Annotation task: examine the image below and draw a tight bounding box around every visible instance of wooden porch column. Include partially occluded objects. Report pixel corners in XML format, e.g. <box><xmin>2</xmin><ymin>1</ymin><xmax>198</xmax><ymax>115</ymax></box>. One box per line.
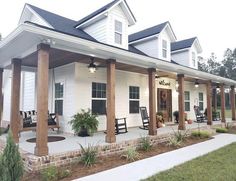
<box><xmin>105</xmin><ymin>59</ymin><xmax>116</xmax><ymax>143</ymax></box>
<box><xmin>231</xmin><ymin>85</ymin><xmax>236</xmax><ymax>120</ymax></box>
<box><xmin>0</xmin><ymin>68</ymin><xmax>3</xmax><ymax>127</ymax></box>
<box><xmin>10</xmin><ymin>59</ymin><xmax>21</xmax><ymax>143</ymax></box>
<box><xmin>178</xmin><ymin>74</ymin><xmax>185</xmax><ymax>130</ymax></box>
<box><xmin>212</xmin><ymin>88</ymin><xmax>217</xmax><ymax>110</ymax></box>
<box><xmin>220</xmin><ymin>84</ymin><xmax>226</xmax><ymax>123</ymax></box>
<box><xmin>34</xmin><ymin>44</ymin><xmax>50</xmax><ymax>156</ymax></box>
<box><xmin>206</xmin><ymin>81</ymin><xmax>212</xmax><ymax>125</ymax></box>
<box><xmin>148</xmin><ymin>68</ymin><xmax>157</xmax><ymax>135</ymax></box>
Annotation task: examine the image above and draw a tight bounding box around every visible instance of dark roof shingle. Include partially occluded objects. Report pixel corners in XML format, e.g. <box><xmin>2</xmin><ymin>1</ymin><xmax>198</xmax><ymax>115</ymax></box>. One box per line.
<box><xmin>171</xmin><ymin>37</ymin><xmax>196</xmax><ymax>52</ymax></box>
<box><xmin>27</xmin><ymin>4</ymin><xmax>97</xmax><ymax>41</ymax></box>
<box><xmin>129</xmin><ymin>21</ymin><xmax>169</xmax><ymax>43</ymax></box>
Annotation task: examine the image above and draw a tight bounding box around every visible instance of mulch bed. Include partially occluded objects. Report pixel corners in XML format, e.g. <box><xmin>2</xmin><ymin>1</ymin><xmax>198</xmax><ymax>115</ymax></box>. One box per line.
<box><xmin>22</xmin><ymin>136</ymin><xmax>210</xmax><ymax>181</ymax></box>
<box><xmin>26</xmin><ymin>136</ymin><xmax>65</xmax><ymax>143</ymax></box>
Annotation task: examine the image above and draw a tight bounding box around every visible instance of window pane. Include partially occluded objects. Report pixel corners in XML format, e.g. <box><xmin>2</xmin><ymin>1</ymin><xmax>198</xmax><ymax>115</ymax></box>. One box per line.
<box><xmin>115</xmin><ymin>33</ymin><xmax>122</xmax><ymax>44</ymax></box>
<box><xmin>199</xmin><ymin>102</ymin><xmax>204</xmax><ymax>111</ymax></box>
<box><xmin>92</xmin><ymin>100</ymin><xmax>106</xmax><ymax>115</ymax></box>
<box><xmin>129</xmin><ymin>100</ymin><xmax>139</xmax><ymax>113</ymax></box>
<box><xmin>162</xmin><ymin>40</ymin><xmax>167</xmax><ymax>49</ymax></box>
<box><xmin>185</xmin><ymin>102</ymin><xmax>190</xmax><ymax>111</ymax></box>
<box><xmin>162</xmin><ymin>49</ymin><xmax>167</xmax><ymax>58</ymax></box>
<box><xmin>199</xmin><ymin>92</ymin><xmax>203</xmax><ymax>101</ymax></box>
<box><xmin>129</xmin><ymin>86</ymin><xmax>139</xmax><ymax>99</ymax></box>
<box><xmin>184</xmin><ymin>91</ymin><xmax>190</xmax><ymax>100</ymax></box>
<box><xmin>55</xmin><ymin>100</ymin><xmax>63</xmax><ymax>115</ymax></box>
<box><xmin>55</xmin><ymin>83</ymin><xmax>63</xmax><ymax>98</ymax></box>
<box><xmin>115</xmin><ymin>20</ymin><xmax>122</xmax><ymax>32</ymax></box>
<box><xmin>92</xmin><ymin>82</ymin><xmax>106</xmax><ymax>98</ymax></box>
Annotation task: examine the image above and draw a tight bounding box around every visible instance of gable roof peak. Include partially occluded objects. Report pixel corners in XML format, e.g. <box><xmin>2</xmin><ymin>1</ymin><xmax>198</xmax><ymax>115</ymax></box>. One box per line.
<box><xmin>75</xmin><ymin>0</ymin><xmax>136</xmax><ymax>28</ymax></box>
<box><xmin>129</xmin><ymin>21</ymin><xmax>176</xmax><ymax>43</ymax></box>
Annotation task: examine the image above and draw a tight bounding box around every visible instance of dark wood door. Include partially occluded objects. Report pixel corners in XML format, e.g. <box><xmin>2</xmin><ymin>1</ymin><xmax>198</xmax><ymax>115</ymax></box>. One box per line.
<box><xmin>157</xmin><ymin>88</ymin><xmax>172</xmax><ymax>122</ymax></box>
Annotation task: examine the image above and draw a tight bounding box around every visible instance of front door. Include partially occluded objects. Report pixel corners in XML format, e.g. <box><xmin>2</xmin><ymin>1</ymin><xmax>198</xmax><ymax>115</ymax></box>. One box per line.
<box><xmin>157</xmin><ymin>88</ymin><xmax>172</xmax><ymax>122</ymax></box>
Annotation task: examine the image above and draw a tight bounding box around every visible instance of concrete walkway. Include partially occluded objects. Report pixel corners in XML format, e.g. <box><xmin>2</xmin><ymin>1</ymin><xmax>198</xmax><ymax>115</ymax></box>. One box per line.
<box><xmin>75</xmin><ymin>134</ymin><xmax>236</xmax><ymax>181</ymax></box>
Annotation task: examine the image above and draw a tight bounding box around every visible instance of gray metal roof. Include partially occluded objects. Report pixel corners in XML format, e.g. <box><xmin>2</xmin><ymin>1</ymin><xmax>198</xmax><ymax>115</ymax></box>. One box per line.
<box><xmin>129</xmin><ymin>21</ymin><xmax>169</xmax><ymax>43</ymax></box>
<box><xmin>171</xmin><ymin>37</ymin><xmax>197</xmax><ymax>52</ymax></box>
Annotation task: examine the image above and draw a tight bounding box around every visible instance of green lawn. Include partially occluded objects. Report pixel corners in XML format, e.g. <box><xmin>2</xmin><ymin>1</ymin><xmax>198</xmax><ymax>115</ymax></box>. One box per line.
<box><xmin>145</xmin><ymin>143</ymin><xmax>236</xmax><ymax>181</ymax></box>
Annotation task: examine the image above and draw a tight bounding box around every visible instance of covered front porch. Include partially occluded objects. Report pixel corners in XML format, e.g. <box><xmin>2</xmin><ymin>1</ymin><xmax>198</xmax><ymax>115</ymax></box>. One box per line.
<box><xmin>0</xmin><ymin>23</ymin><xmax>236</xmax><ymax>157</ymax></box>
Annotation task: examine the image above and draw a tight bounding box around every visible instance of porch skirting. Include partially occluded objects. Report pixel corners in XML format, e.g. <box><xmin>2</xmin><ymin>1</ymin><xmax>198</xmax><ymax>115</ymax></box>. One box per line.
<box><xmin>0</xmin><ymin>125</ymin><xmax>216</xmax><ymax>172</ymax></box>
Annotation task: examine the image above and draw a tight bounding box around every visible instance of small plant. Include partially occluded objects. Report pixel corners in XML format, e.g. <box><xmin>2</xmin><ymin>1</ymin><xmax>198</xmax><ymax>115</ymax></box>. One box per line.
<box><xmin>41</xmin><ymin>166</ymin><xmax>58</xmax><ymax>181</ymax></box>
<box><xmin>139</xmin><ymin>136</ymin><xmax>152</xmax><ymax>151</ymax></box>
<box><xmin>216</xmin><ymin>127</ymin><xmax>228</xmax><ymax>133</ymax></box>
<box><xmin>0</xmin><ymin>154</ymin><xmax>4</xmax><ymax>180</ymax></box>
<box><xmin>58</xmin><ymin>169</ymin><xmax>71</xmax><ymax>179</ymax></box>
<box><xmin>1</xmin><ymin>131</ymin><xmax>24</xmax><ymax>181</ymax></box>
<box><xmin>173</xmin><ymin>129</ymin><xmax>189</xmax><ymax>142</ymax></box>
<box><xmin>226</xmin><ymin>122</ymin><xmax>233</xmax><ymax>130</ymax></box>
<box><xmin>166</xmin><ymin>136</ymin><xmax>182</xmax><ymax>147</ymax></box>
<box><xmin>79</xmin><ymin>144</ymin><xmax>98</xmax><ymax>167</ymax></box>
<box><xmin>69</xmin><ymin>109</ymin><xmax>99</xmax><ymax>136</ymax></box>
<box><xmin>121</xmin><ymin>147</ymin><xmax>140</xmax><ymax>161</ymax></box>
<box><xmin>191</xmin><ymin>130</ymin><xmax>211</xmax><ymax>139</ymax></box>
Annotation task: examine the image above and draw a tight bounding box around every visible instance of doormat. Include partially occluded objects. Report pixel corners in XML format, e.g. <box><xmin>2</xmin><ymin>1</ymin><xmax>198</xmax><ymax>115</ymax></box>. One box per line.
<box><xmin>26</xmin><ymin>136</ymin><xmax>65</xmax><ymax>143</ymax></box>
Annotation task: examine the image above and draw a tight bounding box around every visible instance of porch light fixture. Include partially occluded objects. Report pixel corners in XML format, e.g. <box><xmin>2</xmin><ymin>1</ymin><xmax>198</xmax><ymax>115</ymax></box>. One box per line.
<box><xmin>216</xmin><ymin>84</ymin><xmax>220</xmax><ymax>93</ymax></box>
<box><xmin>88</xmin><ymin>58</ymin><xmax>97</xmax><ymax>73</ymax></box>
<box><xmin>175</xmin><ymin>81</ymin><xmax>179</xmax><ymax>88</ymax></box>
<box><xmin>194</xmin><ymin>80</ymin><xmax>199</xmax><ymax>88</ymax></box>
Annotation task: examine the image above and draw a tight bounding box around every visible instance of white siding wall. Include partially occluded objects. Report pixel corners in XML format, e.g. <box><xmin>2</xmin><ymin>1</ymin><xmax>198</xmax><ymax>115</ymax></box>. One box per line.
<box><xmin>21</xmin><ymin>72</ymin><xmax>36</xmax><ymax>111</ymax></box>
<box><xmin>74</xmin><ymin>62</ymin><xmax>149</xmax><ymax>131</ymax></box>
<box><xmin>107</xmin><ymin>5</ymin><xmax>129</xmax><ymax>49</ymax></box>
<box><xmin>83</xmin><ymin>18</ymin><xmax>108</xmax><ymax>43</ymax></box>
<box><xmin>2</xmin><ymin>71</ymin><xmax>11</xmax><ymax>122</ymax></box>
<box><xmin>171</xmin><ymin>50</ymin><xmax>190</xmax><ymax>67</ymax></box>
<box><xmin>48</xmin><ymin>63</ymin><xmax>76</xmax><ymax>133</ymax></box>
<box><xmin>133</xmin><ymin>38</ymin><xmax>159</xmax><ymax>58</ymax></box>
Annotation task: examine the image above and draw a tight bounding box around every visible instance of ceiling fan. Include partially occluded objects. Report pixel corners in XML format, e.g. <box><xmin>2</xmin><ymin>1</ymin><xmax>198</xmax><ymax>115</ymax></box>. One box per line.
<box><xmin>88</xmin><ymin>57</ymin><xmax>106</xmax><ymax>73</ymax></box>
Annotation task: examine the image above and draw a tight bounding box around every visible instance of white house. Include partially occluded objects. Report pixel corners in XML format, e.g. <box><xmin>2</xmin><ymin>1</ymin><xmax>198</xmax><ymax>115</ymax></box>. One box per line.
<box><xmin>0</xmin><ymin>0</ymin><xmax>235</xmax><ymax>156</ymax></box>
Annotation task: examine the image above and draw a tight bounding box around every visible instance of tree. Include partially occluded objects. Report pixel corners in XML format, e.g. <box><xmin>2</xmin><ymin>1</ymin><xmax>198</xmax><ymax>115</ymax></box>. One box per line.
<box><xmin>221</xmin><ymin>48</ymin><xmax>236</xmax><ymax>80</ymax></box>
<box><xmin>198</xmin><ymin>53</ymin><xmax>221</xmax><ymax>75</ymax></box>
<box><xmin>1</xmin><ymin>131</ymin><xmax>24</xmax><ymax>181</ymax></box>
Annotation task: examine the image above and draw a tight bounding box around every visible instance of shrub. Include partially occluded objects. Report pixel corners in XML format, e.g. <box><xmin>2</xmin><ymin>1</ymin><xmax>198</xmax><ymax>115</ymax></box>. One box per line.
<box><xmin>79</xmin><ymin>144</ymin><xmax>98</xmax><ymax>167</ymax></box>
<box><xmin>139</xmin><ymin>136</ymin><xmax>152</xmax><ymax>151</ymax></box>
<box><xmin>226</xmin><ymin>122</ymin><xmax>233</xmax><ymax>130</ymax></box>
<box><xmin>216</xmin><ymin>127</ymin><xmax>228</xmax><ymax>133</ymax></box>
<box><xmin>0</xmin><ymin>154</ymin><xmax>4</xmax><ymax>180</ymax></box>
<box><xmin>121</xmin><ymin>147</ymin><xmax>140</xmax><ymax>161</ymax></box>
<box><xmin>173</xmin><ymin>129</ymin><xmax>188</xmax><ymax>142</ymax></box>
<box><xmin>41</xmin><ymin>166</ymin><xmax>58</xmax><ymax>181</ymax></box>
<box><xmin>191</xmin><ymin>130</ymin><xmax>211</xmax><ymax>138</ymax></box>
<box><xmin>41</xmin><ymin>166</ymin><xmax>71</xmax><ymax>181</ymax></box>
<box><xmin>166</xmin><ymin>136</ymin><xmax>182</xmax><ymax>147</ymax></box>
<box><xmin>1</xmin><ymin>131</ymin><xmax>24</xmax><ymax>181</ymax></box>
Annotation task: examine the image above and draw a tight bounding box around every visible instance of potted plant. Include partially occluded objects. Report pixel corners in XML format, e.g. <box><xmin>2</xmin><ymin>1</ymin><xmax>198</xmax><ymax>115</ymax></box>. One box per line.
<box><xmin>69</xmin><ymin>109</ymin><xmax>99</xmax><ymax>137</ymax></box>
<box><xmin>156</xmin><ymin>112</ymin><xmax>165</xmax><ymax>128</ymax></box>
<box><xmin>173</xmin><ymin>111</ymin><xmax>179</xmax><ymax>123</ymax></box>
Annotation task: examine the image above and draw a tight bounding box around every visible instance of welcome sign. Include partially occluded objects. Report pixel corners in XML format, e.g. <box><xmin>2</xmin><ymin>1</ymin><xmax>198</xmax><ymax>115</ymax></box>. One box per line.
<box><xmin>159</xmin><ymin>80</ymin><xmax>171</xmax><ymax>86</ymax></box>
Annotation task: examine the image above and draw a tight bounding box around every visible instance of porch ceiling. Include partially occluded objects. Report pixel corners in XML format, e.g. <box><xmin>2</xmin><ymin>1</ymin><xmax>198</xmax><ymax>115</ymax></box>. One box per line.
<box><xmin>21</xmin><ymin>47</ymin><xmax>148</xmax><ymax>74</ymax></box>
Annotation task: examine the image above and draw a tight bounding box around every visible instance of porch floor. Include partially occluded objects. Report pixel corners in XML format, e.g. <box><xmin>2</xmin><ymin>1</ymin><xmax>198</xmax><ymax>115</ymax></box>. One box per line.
<box><xmin>0</xmin><ymin>121</ymin><xmax>224</xmax><ymax>155</ymax></box>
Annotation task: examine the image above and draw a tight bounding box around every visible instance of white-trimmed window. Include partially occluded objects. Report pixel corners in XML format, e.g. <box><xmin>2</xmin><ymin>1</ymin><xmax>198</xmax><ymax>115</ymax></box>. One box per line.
<box><xmin>114</xmin><ymin>20</ymin><xmax>122</xmax><ymax>45</ymax></box>
<box><xmin>199</xmin><ymin>92</ymin><xmax>204</xmax><ymax>111</ymax></box>
<box><xmin>184</xmin><ymin>91</ymin><xmax>190</xmax><ymax>111</ymax></box>
<box><xmin>162</xmin><ymin>39</ymin><xmax>167</xmax><ymax>58</ymax></box>
<box><xmin>129</xmin><ymin>86</ymin><xmax>140</xmax><ymax>113</ymax></box>
<box><xmin>192</xmin><ymin>52</ymin><xmax>196</xmax><ymax>67</ymax></box>
<box><xmin>92</xmin><ymin>82</ymin><xmax>106</xmax><ymax>115</ymax></box>
<box><xmin>55</xmin><ymin>82</ymin><xmax>64</xmax><ymax>115</ymax></box>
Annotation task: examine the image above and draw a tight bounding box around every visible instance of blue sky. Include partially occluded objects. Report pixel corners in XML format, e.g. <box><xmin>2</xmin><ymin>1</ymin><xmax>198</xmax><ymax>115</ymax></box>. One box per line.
<box><xmin>1</xmin><ymin>0</ymin><xmax>236</xmax><ymax>60</ymax></box>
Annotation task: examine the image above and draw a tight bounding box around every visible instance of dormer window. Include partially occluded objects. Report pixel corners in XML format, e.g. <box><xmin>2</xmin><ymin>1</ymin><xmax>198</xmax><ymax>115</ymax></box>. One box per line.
<box><xmin>162</xmin><ymin>40</ymin><xmax>167</xmax><ymax>58</ymax></box>
<box><xmin>115</xmin><ymin>20</ymin><xmax>122</xmax><ymax>45</ymax></box>
<box><xmin>192</xmin><ymin>52</ymin><xmax>196</xmax><ymax>67</ymax></box>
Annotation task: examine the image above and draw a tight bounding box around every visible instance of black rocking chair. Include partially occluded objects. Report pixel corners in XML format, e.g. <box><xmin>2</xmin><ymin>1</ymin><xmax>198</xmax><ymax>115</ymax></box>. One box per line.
<box><xmin>139</xmin><ymin>107</ymin><xmax>149</xmax><ymax>130</ymax></box>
